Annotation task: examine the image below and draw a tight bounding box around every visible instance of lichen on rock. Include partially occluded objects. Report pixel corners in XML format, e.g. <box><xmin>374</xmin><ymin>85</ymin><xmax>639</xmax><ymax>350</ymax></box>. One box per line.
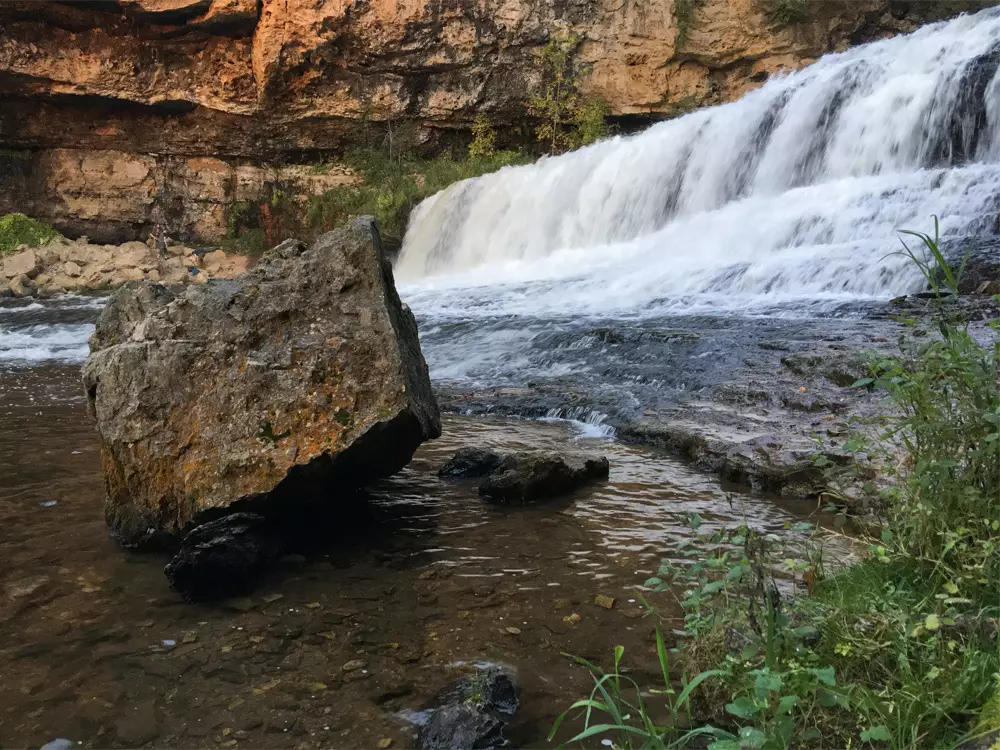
<box><xmin>82</xmin><ymin>216</ymin><xmax>441</xmax><ymax>548</ymax></box>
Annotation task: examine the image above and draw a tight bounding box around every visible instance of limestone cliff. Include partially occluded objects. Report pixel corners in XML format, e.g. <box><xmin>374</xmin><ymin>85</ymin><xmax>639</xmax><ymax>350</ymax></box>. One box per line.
<box><xmin>0</xmin><ymin>0</ymin><xmax>985</xmax><ymax>243</ymax></box>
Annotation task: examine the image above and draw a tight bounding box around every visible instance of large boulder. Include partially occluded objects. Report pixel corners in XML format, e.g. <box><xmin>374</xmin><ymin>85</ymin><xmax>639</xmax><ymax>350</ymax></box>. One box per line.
<box><xmin>82</xmin><ymin>217</ymin><xmax>441</xmax><ymax>548</ymax></box>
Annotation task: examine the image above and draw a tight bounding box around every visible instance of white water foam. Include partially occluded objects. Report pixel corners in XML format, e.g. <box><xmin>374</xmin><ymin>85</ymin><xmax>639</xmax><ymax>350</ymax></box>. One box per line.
<box><xmin>398</xmin><ymin>8</ymin><xmax>1000</xmax><ymax>319</ymax></box>
<box><xmin>0</xmin><ymin>324</ymin><xmax>93</xmax><ymax>364</ymax></box>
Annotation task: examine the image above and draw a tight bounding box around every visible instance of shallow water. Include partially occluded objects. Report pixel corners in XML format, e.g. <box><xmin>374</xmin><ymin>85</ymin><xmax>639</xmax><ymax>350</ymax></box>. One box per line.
<box><xmin>0</xmin><ymin>345</ymin><xmax>849</xmax><ymax>749</ymax></box>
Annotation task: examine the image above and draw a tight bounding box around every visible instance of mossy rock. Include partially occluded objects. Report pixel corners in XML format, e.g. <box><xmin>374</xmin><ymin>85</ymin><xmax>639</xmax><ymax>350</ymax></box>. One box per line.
<box><xmin>0</xmin><ymin>213</ymin><xmax>61</xmax><ymax>256</ymax></box>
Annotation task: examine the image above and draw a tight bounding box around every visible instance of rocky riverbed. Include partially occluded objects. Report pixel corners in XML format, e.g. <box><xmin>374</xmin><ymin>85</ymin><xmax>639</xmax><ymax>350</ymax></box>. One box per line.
<box><xmin>0</xmin><ymin>354</ymin><xmax>852</xmax><ymax>748</ymax></box>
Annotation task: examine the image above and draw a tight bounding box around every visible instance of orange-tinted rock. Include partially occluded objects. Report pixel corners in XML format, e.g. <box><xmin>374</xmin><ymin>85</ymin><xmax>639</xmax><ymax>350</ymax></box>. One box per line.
<box><xmin>82</xmin><ymin>217</ymin><xmax>440</xmax><ymax>548</ymax></box>
<box><xmin>0</xmin><ymin>0</ymin><xmax>979</xmax><ymax>241</ymax></box>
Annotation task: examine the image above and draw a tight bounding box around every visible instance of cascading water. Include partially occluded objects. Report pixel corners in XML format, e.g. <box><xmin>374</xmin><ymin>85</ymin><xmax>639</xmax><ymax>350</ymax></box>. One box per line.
<box><xmin>397</xmin><ymin>8</ymin><xmax>1000</xmax><ymax>319</ymax></box>
<box><xmin>392</xmin><ymin>8</ymin><xmax>1000</xmax><ymax>412</ymax></box>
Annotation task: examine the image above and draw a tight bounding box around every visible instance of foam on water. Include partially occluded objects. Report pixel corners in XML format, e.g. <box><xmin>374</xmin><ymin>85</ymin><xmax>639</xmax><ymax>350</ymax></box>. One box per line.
<box><xmin>0</xmin><ymin>324</ymin><xmax>93</xmax><ymax>364</ymax></box>
<box><xmin>398</xmin><ymin>8</ymin><xmax>1000</xmax><ymax>320</ymax></box>
<box><xmin>0</xmin><ymin>296</ymin><xmax>103</xmax><ymax>366</ymax></box>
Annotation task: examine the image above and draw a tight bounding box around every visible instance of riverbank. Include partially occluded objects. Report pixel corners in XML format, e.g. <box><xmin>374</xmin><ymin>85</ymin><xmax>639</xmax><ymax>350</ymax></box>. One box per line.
<box><xmin>0</xmin><ymin>337</ymin><xmax>853</xmax><ymax>748</ymax></box>
<box><xmin>1</xmin><ymin>233</ymin><xmax>249</xmax><ymax>298</ymax></box>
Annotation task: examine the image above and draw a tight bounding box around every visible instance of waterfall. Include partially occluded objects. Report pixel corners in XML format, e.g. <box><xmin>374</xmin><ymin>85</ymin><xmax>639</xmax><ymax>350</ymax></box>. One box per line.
<box><xmin>396</xmin><ymin>7</ymin><xmax>1000</xmax><ymax>318</ymax></box>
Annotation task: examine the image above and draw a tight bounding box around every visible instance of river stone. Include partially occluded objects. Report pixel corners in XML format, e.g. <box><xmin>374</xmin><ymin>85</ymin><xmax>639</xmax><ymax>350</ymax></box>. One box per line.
<box><xmin>419</xmin><ymin>666</ymin><xmax>518</xmax><ymax>750</ymax></box>
<box><xmin>437</xmin><ymin>447</ymin><xmax>505</xmax><ymax>479</ymax></box>
<box><xmin>478</xmin><ymin>452</ymin><xmax>610</xmax><ymax>505</ymax></box>
<box><xmin>82</xmin><ymin>217</ymin><xmax>441</xmax><ymax>548</ymax></box>
<box><xmin>164</xmin><ymin>513</ymin><xmax>281</xmax><ymax>602</ymax></box>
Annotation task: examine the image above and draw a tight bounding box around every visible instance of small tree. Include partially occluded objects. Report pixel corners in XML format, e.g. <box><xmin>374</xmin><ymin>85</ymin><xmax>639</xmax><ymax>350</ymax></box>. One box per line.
<box><xmin>528</xmin><ymin>35</ymin><xmax>579</xmax><ymax>154</ymax></box>
<box><xmin>468</xmin><ymin>113</ymin><xmax>497</xmax><ymax>160</ymax></box>
<box><xmin>528</xmin><ymin>34</ymin><xmax>610</xmax><ymax>154</ymax></box>
<box><xmin>568</xmin><ymin>97</ymin><xmax>610</xmax><ymax>149</ymax></box>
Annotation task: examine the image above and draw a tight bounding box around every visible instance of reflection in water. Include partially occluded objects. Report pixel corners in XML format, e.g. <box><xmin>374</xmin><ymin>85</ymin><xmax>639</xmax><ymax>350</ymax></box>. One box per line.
<box><xmin>0</xmin><ymin>358</ymin><xmax>852</xmax><ymax>748</ymax></box>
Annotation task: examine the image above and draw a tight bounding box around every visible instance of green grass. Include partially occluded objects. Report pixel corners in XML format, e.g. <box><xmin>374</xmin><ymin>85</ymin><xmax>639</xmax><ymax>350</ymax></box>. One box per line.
<box><xmin>553</xmin><ymin>219</ymin><xmax>1000</xmax><ymax>750</ymax></box>
<box><xmin>0</xmin><ymin>213</ymin><xmax>61</xmax><ymax>256</ymax></box>
<box><xmin>305</xmin><ymin>147</ymin><xmax>530</xmax><ymax>241</ymax></box>
<box><xmin>222</xmin><ymin>146</ymin><xmax>531</xmax><ymax>253</ymax></box>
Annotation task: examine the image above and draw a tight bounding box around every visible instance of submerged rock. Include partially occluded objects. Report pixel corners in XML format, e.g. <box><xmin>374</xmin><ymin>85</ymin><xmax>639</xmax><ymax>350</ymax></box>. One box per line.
<box><xmin>437</xmin><ymin>447</ymin><xmax>505</xmax><ymax>479</ymax></box>
<box><xmin>164</xmin><ymin>513</ymin><xmax>281</xmax><ymax>603</ymax></box>
<box><xmin>419</xmin><ymin>665</ymin><xmax>519</xmax><ymax>750</ymax></box>
<box><xmin>82</xmin><ymin>217</ymin><xmax>441</xmax><ymax>549</ymax></box>
<box><xmin>478</xmin><ymin>452</ymin><xmax>610</xmax><ymax>505</ymax></box>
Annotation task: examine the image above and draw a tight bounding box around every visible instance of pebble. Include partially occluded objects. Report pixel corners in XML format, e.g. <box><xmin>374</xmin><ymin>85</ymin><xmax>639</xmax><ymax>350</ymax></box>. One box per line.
<box><xmin>39</xmin><ymin>500</ymin><xmax>58</xmax><ymax>508</ymax></box>
<box><xmin>377</xmin><ymin>739</ymin><xmax>393</xmax><ymax>749</ymax></box>
<box><xmin>563</xmin><ymin>613</ymin><xmax>581</xmax><ymax>625</ymax></box>
<box><xmin>594</xmin><ymin>595</ymin><xmax>616</xmax><ymax>610</ymax></box>
<box><xmin>262</xmin><ymin>594</ymin><xmax>284</xmax><ymax>603</ymax></box>
<box><xmin>342</xmin><ymin>659</ymin><xmax>367</xmax><ymax>672</ymax></box>
<box><xmin>504</xmin><ymin>626</ymin><xmax>522</xmax><ymax>635</ymax></box>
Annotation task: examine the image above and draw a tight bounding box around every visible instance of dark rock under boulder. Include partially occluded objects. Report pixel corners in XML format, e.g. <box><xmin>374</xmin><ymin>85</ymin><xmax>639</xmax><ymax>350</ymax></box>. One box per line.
<box><xmin>437</xmin><ymin>447</ymin><xmax>505</xmax><ymax>479</ymax></box>
<box><xmin>419</xmin><ymin>665</ymin><xmax>519</xmax><ymax>750</ymax></box>
<box><xmin>164</xmin><ymin>513</ymin><xmax>281</xmax><ymax>603</ymax></box>
<box><xmin>82</xmin><ymin>217</ymin><xmax>441</xmax><ymax>549</ymax></box>
<box><xmin>478</xmin><ymin>452</ymin><xmax>610</xmax><ymax>505</ymax></box>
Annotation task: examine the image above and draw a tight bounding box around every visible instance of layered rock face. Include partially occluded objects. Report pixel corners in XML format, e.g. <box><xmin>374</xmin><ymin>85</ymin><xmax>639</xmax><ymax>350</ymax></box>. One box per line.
<box><xmin>0</xmin><ymin>0</ymin><xmax>980</xmax><ymax>242</ymax></box>
<box><xmin>82</xmin><ymin>217</ymin><xmax>441</xmax><ymax>548</ymax></box>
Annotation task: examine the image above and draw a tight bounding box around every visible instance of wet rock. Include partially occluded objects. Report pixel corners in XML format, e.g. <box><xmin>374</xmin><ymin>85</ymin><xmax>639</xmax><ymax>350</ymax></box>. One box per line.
<box><xmin>940</xmin><ymin>236</ymin><xmax>1000</xmax><ymax>293</ymax></box>
<box><xmin>115</xmin><ymin>698</ymin><xmax>160</xmax><ymax>746</ymax></box>
<box><xmin>478</xmin><ymin>452</ymin><xmax>610</xmax><ymax>505</ymax></box>
<box><xmin>419</xmin><ymin>666</ymin><xmax>519</xmax><ymax>750</ymax></box>
<box><xmin>437</xmin><ymin>447</ymin><xmax>505</xmax><ymax>479</ymax></box>
<box><xmin>82</xmin><ymin>217</ymin><xmax>441</xmax><ymax>549</ymax></box>
<box><xmin>164</xmin><ymin>513</ymin><xmax>280</xmax><ymax>603</ymax></box>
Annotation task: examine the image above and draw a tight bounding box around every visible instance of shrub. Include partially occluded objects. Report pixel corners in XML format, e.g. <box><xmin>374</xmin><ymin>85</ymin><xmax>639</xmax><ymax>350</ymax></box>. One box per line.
<box><xmin>0</xmin><ymin>213</ymin><xmax>61</xmax><ymax>256</ymax></box>
<box><xmin>306</xmin><ymin>145</ymin><xmax>529</xmax><ymax>242</ymax></box>
<box><xmin>527</xmin><ymin>34</ymin><xmax>610</xmax><ymax>154</ymax></box>
<box><xmin>554</xmin><ymin>219</ymin><xmax>1000</xmax><ymax>750</ymax></box>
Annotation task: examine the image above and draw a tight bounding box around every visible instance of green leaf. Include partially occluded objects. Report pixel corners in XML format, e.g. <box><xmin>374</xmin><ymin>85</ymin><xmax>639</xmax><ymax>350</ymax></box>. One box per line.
<box><xmin>852</xmin><ymin>378</ymin><xmax>875</xmax><ymax>388</ymax></box>
<box><xmin>741</xmin><ymin>644</ymin><xmax>760</xmax><ymax>661</ymax></box>
<box><xmin>725</xmin><ymin>697</ymin><xmax>760</xmax><ymax>719</ymax></box>
<box><xmin>817</xmin><ymin>688</ymin><xmax>849</xmax><ymax>708</ymax></box>
<box><xmin>777</xmin><ymin>694</ymin><xmax>799</xmax><ymax>714</ymax></box>
<box><xmin>943</xmin><ymin>581</ymin><xmax>959</xmax><ymax>595</ymax></box>
<box><xmin>812</xmin><ymin>666</ymin><xmax>836</xmax><ymax>686</ymax></box>
<box><xmin>754</xmin><ymin>672</ymin><xmax>782</xmax><ymax>699</ymax></box>
<box><xmin>792</xmin><ymin>625</ymin><xmax>819</xmax><ymax>641</ymax></box>
<box><xmin>861</xmin><ymin>725</ymin><xmax>891</xmax><ymax>743</ymax></box>
<box><xmin>924</xmin><ymin>613</ymin><xmax>941</xmax><ymax>631</ymax></box>
<box><xmin>701</xmin><ymin>580</ymin><xmax>725</xmax><ymax>595</ymax></box>
<box><xmin>707</xmin><ymin>742</ymin><xmax>740</xmax><ymax>750</ymax></box>
<box><xmin>738</xmin><ymin>726</ymin><xmax>767</xmax><ymax>748</ymax></box>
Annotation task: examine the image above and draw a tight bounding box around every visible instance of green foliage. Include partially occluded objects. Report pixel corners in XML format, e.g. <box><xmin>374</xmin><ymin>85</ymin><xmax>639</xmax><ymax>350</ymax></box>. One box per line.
<box><xmin>306</xmin><ymin>145</ymin><xmax>529</xmax><ymax>241</ymax></box>
<box><xmin>761</xmin><ymin>0</ymin><xmax>811</xmax><ymax>26</ymax></box>
<box><xmin>674</xmin><ymin>0</ymin><xmax>705</xmax><ymax>48</ymax></box>
<box><xmin>468</xmin><ymin>114</ymin><xmax>498</xmax><ymax>160</ymax></box>
<box><xmin>0</xmin><ymin>213</ymin><xmax>61</xmax><ymax>256</ymax></box>
<box><xmin>555</xmin><ymin>219</ymin><xmax>1000</xmax><ymax>749</ymax></box>
<box><xmin>527</xmin><ymin>34</ymin><xmax>610</xmax><ymax>154</ymax></box>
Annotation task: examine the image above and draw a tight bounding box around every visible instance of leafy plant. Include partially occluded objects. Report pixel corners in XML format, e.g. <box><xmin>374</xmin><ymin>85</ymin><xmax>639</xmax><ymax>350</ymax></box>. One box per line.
<box><xmin>469</xmin><ymin>114</ymin><xmax>498</xmax><ymax>160</ymax></box>
<box><xmin>554</xmin><ymin>218</ymin><xmax>1000</xmax><ymax>749</ymax></box>
<box><xmin>0</xmin><ymin>213</ymin><xmax>61</xmax><ymax>256</ymax></box>
<box><xmin>527</xmin><ymin>34</ymin><xmax>610</xmax><ymax>154</ymax></box>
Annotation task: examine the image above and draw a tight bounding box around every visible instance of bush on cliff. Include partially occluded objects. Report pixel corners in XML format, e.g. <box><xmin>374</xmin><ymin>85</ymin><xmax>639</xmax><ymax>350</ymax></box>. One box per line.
<box><xmin>0</xmin><ymin>213</ymin><xmax>61</xmax><ymax>256</ymax></box>
<box><xmin>305</xmin><ymin>145</ymin><xmax>530</xmax><ymax>242</ymax></box>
